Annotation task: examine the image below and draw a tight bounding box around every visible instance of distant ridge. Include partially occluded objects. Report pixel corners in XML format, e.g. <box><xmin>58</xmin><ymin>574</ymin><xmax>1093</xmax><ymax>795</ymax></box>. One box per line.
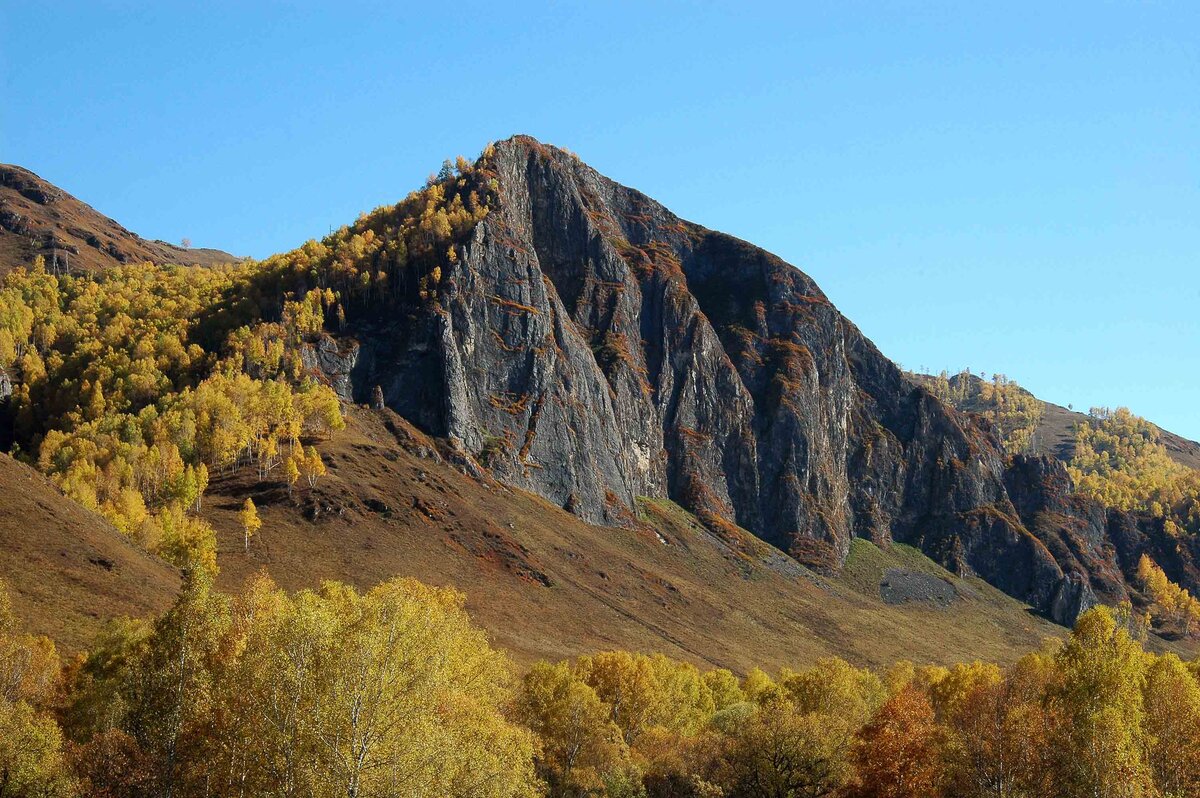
<box><xmin>911</xmin><ymin>370</ymin><xmax>1200</xmax><ymax>472</ymax></box>
<box><xmin>0</xmin><ymin>163</ymin><xmax>238</xmax><ymax>273</ymax></box>
<box><xmin>1035</xmin><ymin>396</ymin><xmax>1200</xmax><ymax>472</ymax></box>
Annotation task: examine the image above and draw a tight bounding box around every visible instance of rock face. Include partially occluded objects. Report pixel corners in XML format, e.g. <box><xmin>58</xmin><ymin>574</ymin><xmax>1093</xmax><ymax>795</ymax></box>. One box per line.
<box><xmin>330</xmin><ymin>136</ymin><xmax>1188</xmax><ymax>625</ymax></box>
<box><xmin>300</xmin><ymin>334</ymin><xmax>359</xmax><ymax>401</ymax></box>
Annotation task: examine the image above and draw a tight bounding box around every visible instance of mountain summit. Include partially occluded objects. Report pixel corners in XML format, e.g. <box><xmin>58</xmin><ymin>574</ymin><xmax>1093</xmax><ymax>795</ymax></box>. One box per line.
<box><xmin>293</xmin><ymin>135</ymin><xmax>1195</xmax><ymax>624</ymax></box>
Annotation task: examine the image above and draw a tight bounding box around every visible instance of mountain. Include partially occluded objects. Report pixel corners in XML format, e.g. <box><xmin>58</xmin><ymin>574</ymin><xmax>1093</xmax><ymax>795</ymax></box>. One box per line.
<box><xmin>0</xmin><ymin>452</ymin><xmax>180</xmax><ymax>652</ymax></box>
<box><xmin>0</xmin><ymin>164</ymin><xmax>237</xmax><ymax>273</ymax></box>
<box><xmin>1</xmin><ymin>136</ymin><xmax>1196</xmax><ymax>669</ymax></box>
<box><xmin>293</xmin><ymin>135</ymin><xmax>1195</xmax><ymax>627</ymax></box>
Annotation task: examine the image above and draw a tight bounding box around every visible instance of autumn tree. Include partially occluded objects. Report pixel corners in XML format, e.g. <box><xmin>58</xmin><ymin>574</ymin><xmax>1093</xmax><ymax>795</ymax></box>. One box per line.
<box><xmin>779</xmin><ymin>657</ymin><xmax>885</xmax><ymax>729</ymax></box>
<box><xmin>517</xmin><ymin>661</ymin><xmax>627</xmax><ymax>796</ymax></box>
<box><xmin>703</xmin><ymin>668</ymin><xmax>744</xmax><ymax>711</ymax></box>
<box><xmin>239</xmin><ymin>498</ymin><xmax>261</xmax><ymax>552</ymax></box>
<box><xmin>116</xmin><ymin>569</ymin><xmax>230</xmax><ymax>798</ymax></box>
<box><xmin>1142</xmin><ymin>653</ymin><xmax>1200</xmax><ymax>796</ymax></box>
<box><xmin>214</xmin><ymin>576</ymin><xmax>538</xmax><ymax>798</ymax></box>
<box><xmin>573</xmin><ymin>651</ymin><xmax>662</xmax><ymax>746</ymax></box>
<box><xmin>845</xmin><ymin>685</ymin><xmax>944</xmax><ymax>798</ymax></box>
<box><xmin>285</xmin><ymin>452</ymin><xmax>301</xmax><ymax>496</ymax></box>
<box><xmin>723</xmin><ymin>695</ymin><xmax>851</xmax><ymax>798</ymax></box>
<box><xmin>0</xmin><ymin>699</ymin><xmax>79</xmax><ymax>797</ymax></box>
<box><xmin>938</xmin><ymin>667</ymin><xmax>1058</xmax><ymax>798</ymax></box>
<box><xmin>61</xmin><ymin>573</ymin><xmax>538</xmax><ymax>798</ymax></box>
<box><xmin>741</xmin><ymin>667</ymin><xmax>780</xmax><ymax>705</ymax></box>
<box><xmin>301</xmin><ymin>445</ymin><xmax>326</xmax><ymax>488</ymax></box>
<box><xmin>1048</xmin><ymin>606</ymin><xmax>1153</xmax><ymax>798</ymax></box>
<box><xmin>1136</xmin><ymin>554</ymin><xmax>1200</xmax><ymax>636</ymax></box>
<box><xmin>0</xmin><ymin>579</ymin><xmax>76</xmax><ymax>797</ymax></box>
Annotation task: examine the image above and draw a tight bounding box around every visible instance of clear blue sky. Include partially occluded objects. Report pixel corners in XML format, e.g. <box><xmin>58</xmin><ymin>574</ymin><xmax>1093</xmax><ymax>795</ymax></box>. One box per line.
<box><xmin>3</xmin><ymin>2</ymin><xmax>1197</xmax><ymax>439</ymax></box>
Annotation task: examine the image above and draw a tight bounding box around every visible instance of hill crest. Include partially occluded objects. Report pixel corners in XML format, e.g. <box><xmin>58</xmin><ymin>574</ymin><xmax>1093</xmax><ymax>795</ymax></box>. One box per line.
<box><xmin>0</xmin><ymin>163</ymin><xmax>237</xmax><ymax>273</ymax></box>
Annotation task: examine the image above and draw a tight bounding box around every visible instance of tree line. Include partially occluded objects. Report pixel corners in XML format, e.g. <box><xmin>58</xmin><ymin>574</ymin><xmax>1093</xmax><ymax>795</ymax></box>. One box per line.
<box><xmin>920</xmin><ymin>369</ymin><xmax>1045</xmax><ymax>456</ymax></box>
<box><xmin>2</xmin><ymin>573</ymin><xmax>1198</xmax><ymax>798</ymax></box>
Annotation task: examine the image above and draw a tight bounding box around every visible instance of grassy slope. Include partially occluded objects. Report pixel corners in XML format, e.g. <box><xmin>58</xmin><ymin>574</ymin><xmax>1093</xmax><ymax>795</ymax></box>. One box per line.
<box><xmin>0</xmin><ymin>454</ymin><xmax>180</xmax><ymax>652</ymax></box>
<box><xmin>1</xmin><ymin>406</ymin><xmax>1190</xmax><ymax>668</ymax></box>
<box><xmin>198</xmin><ymin>406</ymin><xmax>1086</xmax><ymax>672</ymax></box>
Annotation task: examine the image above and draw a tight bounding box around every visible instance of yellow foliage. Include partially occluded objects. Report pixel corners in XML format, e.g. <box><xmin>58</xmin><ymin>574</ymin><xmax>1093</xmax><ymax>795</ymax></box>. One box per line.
<box><xmin>1137</xmin><ymin>554</ymin><xmax>1200</xmax><ymax>636</ymax></box>
<box><xmin>0</xmin><ymin>144</ymin><xmax>496</xmax><ymax>576</ymax></box>
<box><xmin>1069</xmin><ymin>407</ymin><xmax>1200</xmax><ymax>535</ymax></box>
<box><xmin>239</xmin><ymin>498</ymin><xmax>261</xmax><ymax>553</ymax></box>
<box><xmin>65</xmin><ymin>574</ymin><xmax>538</xmax><ymax>798</ymax></box>
<box><xmin>923</xmin><ymin>370</ymin><xmax>1045</xmax><ymax>455</ymax></box>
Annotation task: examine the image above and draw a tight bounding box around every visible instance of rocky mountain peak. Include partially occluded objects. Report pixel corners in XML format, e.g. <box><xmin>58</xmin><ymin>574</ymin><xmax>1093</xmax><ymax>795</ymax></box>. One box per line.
<box><xmin>303</xmin><ymin>135</ymin><xmax>1190</xmax><ymax>625</ymax></box>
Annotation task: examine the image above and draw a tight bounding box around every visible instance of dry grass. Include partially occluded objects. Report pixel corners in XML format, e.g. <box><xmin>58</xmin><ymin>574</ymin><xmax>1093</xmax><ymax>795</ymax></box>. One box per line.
<box><xmin>0</xmin><ymin>454</ymin><xmax>180</xmax><ymax>652</ymax></box>
<box><xmin>194</xmin><ymin>405</ymin><xmax>1186</xmax><ymax>673</ymax></box>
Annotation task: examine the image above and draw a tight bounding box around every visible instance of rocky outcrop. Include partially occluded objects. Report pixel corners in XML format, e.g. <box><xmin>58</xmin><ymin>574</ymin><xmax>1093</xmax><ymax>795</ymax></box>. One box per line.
<box><xmin>325</xmin><ymin>136</ymin><xmax>1184</xmax><ymax>625</ymax></box>
<box><xmin>1003</xmin><ymin>454</ymin><xmax>1130</xmax><ymax>604</ymax></box>
<box><xmin>300</xmin><ymin>334</ymin><xmax>359</xmax><ymax>401</ymax></box>
<box><xmin>1002</xmin><ymin>453</ymin><xmax>1200</xmax><ymax>608</ymax></box>
<box><xmin>1049</xmin><ymin>572</ymin><xmax>1098</xmax><ymax>626</ymax></box>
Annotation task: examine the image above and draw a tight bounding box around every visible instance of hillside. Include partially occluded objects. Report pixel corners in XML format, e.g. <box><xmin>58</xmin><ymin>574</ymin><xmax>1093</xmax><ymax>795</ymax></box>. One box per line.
<box><xmin>200</xmin><ymin>406</ymin><xmax>1076</xmax><ymax>671</ymax></box>
<box><xmin>0</xmin><ymin>164</ymin><xmax>237</xmax><ymax>273</ymax></box>
<box><xmin>1035</xmin><ymin>395</ymin><xmax>1200</xmax><ymax>471</ymax></box>
<box><xmin>0</xmin><ymin>453</ymin><xmax>180</xmax><ymax>652</ymax></box>
<box><xmin>913</xmin><ymin>370</ymin><xmax>1200</xmax><ymax>471</ymax></box>
<box><xmin>0</xmin><ymin>135</ymin><xmax>1196</xmax><ymax>669</ymax></box>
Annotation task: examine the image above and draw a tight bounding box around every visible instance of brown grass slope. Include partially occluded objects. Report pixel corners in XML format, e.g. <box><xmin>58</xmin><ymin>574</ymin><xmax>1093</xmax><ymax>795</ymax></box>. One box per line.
<box><xmin>0</xmin><ymin>453</ymin><xmax>180</xmax><ymax>652</ymax></box>
<box><xmin>0</xmin><ymin>164</ymin><xmax>238</xmax><ymax>273</ymax></box>
<box><xmin>196</xmin><ymin>406</ymin><xmax>1082</xmax><ymax>672</ymax></box>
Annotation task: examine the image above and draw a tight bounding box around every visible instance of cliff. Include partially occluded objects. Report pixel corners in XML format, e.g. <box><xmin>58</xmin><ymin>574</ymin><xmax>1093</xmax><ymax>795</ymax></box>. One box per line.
<box><xmin>300</xmin><ymin>135</ymin><xmax>1194</xmax><ymax>624</ymax></box>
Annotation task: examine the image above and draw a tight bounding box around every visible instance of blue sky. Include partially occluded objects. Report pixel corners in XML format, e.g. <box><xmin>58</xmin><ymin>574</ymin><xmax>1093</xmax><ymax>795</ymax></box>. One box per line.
<box><xmin>3</xmin><ymin>1</ymin><xmax>1197</xmax><ymax>439</ymax></box>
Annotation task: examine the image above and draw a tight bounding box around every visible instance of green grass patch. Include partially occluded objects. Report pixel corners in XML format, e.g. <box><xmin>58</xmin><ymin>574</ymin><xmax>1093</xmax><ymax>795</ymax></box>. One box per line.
<box><xmin>837</xmin><ymin>538</ymin><xmax>957</xmax><ymax>597</ymax></box>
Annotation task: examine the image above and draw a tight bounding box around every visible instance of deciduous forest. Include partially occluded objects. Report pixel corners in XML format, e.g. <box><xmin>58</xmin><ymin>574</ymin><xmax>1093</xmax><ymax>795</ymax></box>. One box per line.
<box><xmin>2</xmin><ymin>574</ymin><xmax>1198</xmax><ymax>798</ymax></box>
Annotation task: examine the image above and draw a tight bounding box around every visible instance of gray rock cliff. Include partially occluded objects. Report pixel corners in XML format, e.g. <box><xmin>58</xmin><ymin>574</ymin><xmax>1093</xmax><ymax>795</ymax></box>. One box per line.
<box><xmin>319</xmin><ymin>136</ymin><xmax>1184</xmax><ymax>625</ymax></box>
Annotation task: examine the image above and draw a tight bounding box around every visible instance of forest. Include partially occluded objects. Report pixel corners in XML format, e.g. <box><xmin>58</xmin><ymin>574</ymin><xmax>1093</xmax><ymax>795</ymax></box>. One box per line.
<box><xmin>0</xmin><ymin>154</ymin><xmax>494</xmax><ymax>575</ymax></box>
<box><xmin>1067</xmin><ymin>407</ymin><xmax>1200</xmax><ymax>537</ymax></box>
<box><xmin>920</xmin><ymin>370</ymin><xmax>1045</xmax><ymax>455</ymax></box>
<box><xmin>1</xmin><ymin>572</ymin><xmax>1198</xmax><ymax>798</ymax></box>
